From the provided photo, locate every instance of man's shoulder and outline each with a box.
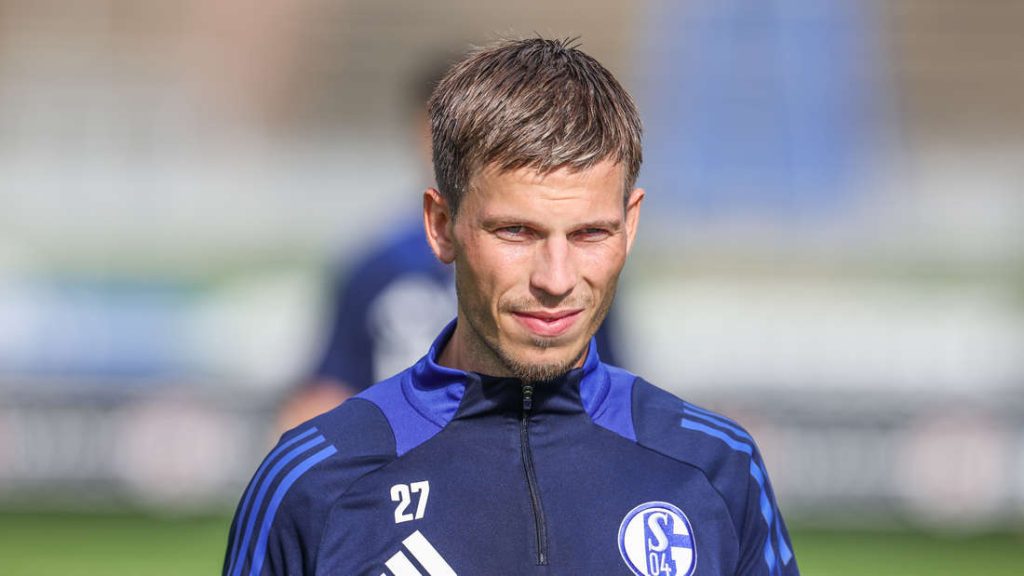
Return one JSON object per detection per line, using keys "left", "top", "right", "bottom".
{"left": 630, "top": 378, "right": 762, "bottom": 481}
{"left": 269, "top": 393, "right": 400, "bottom": 497}
{"left": 250, "top": 389, "right": 401, "bottom": 515}
{"left": 308, "top": 390, "right": 399, "bottom": 458}
{"left": 628, "top": 379, "right": 798, "bottom": 574}
{"left": 224, "top": 396, "right": 401, "bottom": 576}
{"left": 354, "top": 368, "right": 452, "bottom": 457}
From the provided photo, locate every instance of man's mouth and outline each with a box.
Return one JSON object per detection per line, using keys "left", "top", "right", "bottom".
{"left": 510, "top": 309, "right": 584, "bottom": 338}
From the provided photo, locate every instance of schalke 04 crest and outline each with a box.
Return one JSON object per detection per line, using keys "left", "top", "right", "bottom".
{"left": 617, "top": 501, "right": 697, "bottom": 576}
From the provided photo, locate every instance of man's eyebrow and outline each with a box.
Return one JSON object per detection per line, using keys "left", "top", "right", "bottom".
{"left": 480, "top": 216, "right": 534, "bottom": 229}
{"left": 579, "top": 219, "right": 622, "bottom": 231}
{"left": 479, "top": 217, "right": 623, "bottom": 231}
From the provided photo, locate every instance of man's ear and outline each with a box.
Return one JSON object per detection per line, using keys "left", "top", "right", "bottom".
{"left": 624, "top": 187, "right": 645, "bottom": 254}
{"left": 424, "top": 188, "right": 456, "bottom": 264}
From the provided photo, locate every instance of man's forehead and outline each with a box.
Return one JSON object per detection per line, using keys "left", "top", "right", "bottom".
{"left": 457, "top": 161, "right": 631, "bottom": 226}
{"left": 470, "top": 159, "right": 627, "bottom": 190}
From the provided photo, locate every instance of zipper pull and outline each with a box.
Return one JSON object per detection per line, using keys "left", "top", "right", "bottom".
{"left": 522, "top": 383, "right": 534, "bottom": 413}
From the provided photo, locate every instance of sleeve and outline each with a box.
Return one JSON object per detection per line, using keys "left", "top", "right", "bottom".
{"left": 222, "top": 426, "right": 338, "bottom": 576}
{"left": 311, "top": 259, "right": 377, "bottom": 390}
{"left": 735, "top": 445, "right": 799, "bottom": 576}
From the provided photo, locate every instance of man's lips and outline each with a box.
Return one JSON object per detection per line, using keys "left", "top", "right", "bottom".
{"left": 511, "top": 309, "right": 584, "bottom": 338}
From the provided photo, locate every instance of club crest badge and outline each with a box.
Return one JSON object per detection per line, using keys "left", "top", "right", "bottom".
{"left": 617, "top": 501, "right": 696, "bottom": 576}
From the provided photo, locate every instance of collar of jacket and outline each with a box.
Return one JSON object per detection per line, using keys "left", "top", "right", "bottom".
{"left": 404, "top": 319, "right": 612, "bottom": 426}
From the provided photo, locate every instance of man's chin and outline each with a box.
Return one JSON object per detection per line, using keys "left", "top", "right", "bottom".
{"left": 526, "top": 334, "right": 566, "bottom": 350}
{"left": 499, "top": 339, "right": 589, "bottom": 383}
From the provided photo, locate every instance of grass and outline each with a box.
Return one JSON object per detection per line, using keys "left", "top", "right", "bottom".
{"left": 0, "top": 511, "right": 1021, "bottom": 575}
{"left": 0, "top": 511, "right": 228, "bottom": 576}
{"left": 791, "top": 526, "right": 1024, "bottom": 576}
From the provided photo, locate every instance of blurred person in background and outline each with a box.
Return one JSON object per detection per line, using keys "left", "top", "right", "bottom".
{"left": 226, "top": 37, "right": 796, "bottom": 575}
{"left": 277, "top": 50, "right": 621, "bottom": 431}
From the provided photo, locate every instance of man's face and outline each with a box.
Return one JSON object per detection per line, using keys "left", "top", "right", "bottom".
{"left": 425, "top": 159, "right": 643, "bottom": 381}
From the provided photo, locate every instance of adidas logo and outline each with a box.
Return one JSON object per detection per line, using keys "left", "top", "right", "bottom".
{"left": 380, "top": 530, "right": 457, "bottom": 576}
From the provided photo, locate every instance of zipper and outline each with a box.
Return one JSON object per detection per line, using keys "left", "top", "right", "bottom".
{"left": 520, "top": 383, "right": 548, "bottom": 565}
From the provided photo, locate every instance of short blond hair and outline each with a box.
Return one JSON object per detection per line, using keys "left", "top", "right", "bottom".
{"left": 429, "top": 37, "right": 642, "bottom": 216}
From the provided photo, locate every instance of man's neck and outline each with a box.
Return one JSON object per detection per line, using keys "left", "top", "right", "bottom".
{"left": 436, "top": 319, "right": 510, "bottom": 378}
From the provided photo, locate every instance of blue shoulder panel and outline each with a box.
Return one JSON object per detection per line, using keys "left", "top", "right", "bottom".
{"left": 357, "top": 321, "right": 468, "bottom": 457}
{"left": 358, "top": 373, "right": 439, "bottom": 457}
{"left": 584, "top": 362, "right": 638, "bottom": 442}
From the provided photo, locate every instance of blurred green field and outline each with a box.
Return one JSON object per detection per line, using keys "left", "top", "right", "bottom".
{"left": 0, "top": 511, "right": 1022, "bottom": 575}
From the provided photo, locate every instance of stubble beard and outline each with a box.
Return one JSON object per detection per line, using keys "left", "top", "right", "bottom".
{"left": 495, "top": 295, "right": 596, "bottom": 382}
{"left": 498, "top": 340, "right": 590, "bottom": 383}
{"left": 458, "top": 298, "right": 589, "bottom": 383}
{"left": 459, "top": 290, "right": 617, "bottom": 384}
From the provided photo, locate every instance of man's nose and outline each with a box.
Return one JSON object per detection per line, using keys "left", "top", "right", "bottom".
{"left": 530, "top": 236, "right": 577, "bottom": 299}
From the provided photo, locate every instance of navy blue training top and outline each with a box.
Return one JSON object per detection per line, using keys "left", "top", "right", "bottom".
{"left": 226, "top": 321, "right": 798, "bottom": 575}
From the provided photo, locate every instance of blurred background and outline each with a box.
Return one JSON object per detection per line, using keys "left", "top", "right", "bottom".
{"left": 0, "top": 0, "right": 1022, "bottom": 574}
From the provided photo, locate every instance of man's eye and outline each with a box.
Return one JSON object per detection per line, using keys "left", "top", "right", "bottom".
{"left": 495, "top": 226, "right": 528, "bottom": 240}
{"left": 575, "top": 228, "right": 611, "bottom": 241}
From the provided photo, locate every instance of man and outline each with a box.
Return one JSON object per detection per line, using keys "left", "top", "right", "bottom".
{"left": 225, "top": 38, "right": 798, "bottom": 575}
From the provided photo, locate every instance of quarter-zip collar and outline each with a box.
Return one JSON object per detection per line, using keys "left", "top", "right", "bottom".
{"left": 402, "top": 320, "right": 611, "bottom": 426}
